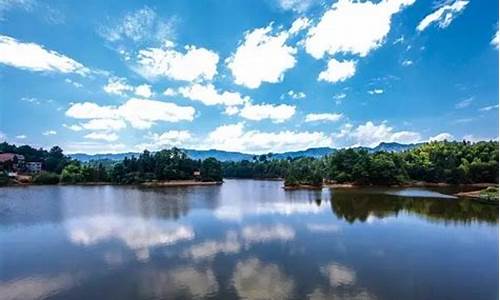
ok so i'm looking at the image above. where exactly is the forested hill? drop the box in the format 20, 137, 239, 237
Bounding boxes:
69, 142, 422, 162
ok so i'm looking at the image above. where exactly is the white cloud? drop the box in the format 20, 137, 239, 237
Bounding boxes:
402, 59, 413, 66
63, 142, 127, 154
455, 97, 473, 109
80, 119, 127, 131
318, 59, 356, 83
479, 104, 499, 112
84, 132, 119, 142
98, 6, 175, 44
226, 25, 296, 88
64, 78, 83, 88
348, 121, 421, 147
0, 35, 88, 75
239, 102, 295, 123
103, 77, 134, 96
277, 0, 316, 13
42, 130, 57, 136
134, 84, 153, 98
136, 41, 219, 82
205, 123, 332, 153
66, 98, 195, 129
287, 90, 306, 99
368, 88, 384, 95
305, 113, 343, 122
136, 130, 192, 151
492, 29, 499, 49
66, 102, 117, 119
417, 1, 469, 32
429, 132, 454, 141
15, 134, 27, 139
304, 0, 415, 59
224, 106, 240, 116
163, 87, 177, 96
289, 17, 311, 35
179, 83, 248, 106
333, 93, 347, 100
63, 124, 83, 131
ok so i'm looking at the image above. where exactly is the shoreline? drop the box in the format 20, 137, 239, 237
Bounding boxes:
1, 180, 223, 188
285, 181, 498, 190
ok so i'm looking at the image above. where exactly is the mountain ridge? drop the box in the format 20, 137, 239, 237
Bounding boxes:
69, 142, 423, 162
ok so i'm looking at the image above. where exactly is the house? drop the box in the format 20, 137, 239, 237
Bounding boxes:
26, 162, 42, 174
0, 153, 25, 172
193, 170, 201, 180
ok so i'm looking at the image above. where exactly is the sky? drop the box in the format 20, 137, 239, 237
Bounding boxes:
0, 0, 498, 154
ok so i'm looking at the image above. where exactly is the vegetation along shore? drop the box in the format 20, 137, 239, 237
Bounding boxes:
0, 140, 498, 203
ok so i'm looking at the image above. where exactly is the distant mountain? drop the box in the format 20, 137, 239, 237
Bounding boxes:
369, 142, 423, 153
69, 142, 420, 162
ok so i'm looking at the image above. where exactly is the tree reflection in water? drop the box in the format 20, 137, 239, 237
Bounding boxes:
329, 190, 498, 224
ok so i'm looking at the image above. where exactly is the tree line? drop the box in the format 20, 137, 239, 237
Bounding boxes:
1, 140, 498, 186
222, 141, 498, 186
0, 143, 223, 185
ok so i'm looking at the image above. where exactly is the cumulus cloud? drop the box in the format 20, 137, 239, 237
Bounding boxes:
136, 41, 219, 82
289, 17, 311, 35
335, 121, 422, 147
66, 98, 195, 129
417, 1, 469, 32
0, 35, 88, 75
318, 59, 356, 83
136, 130, 193, 151
103, 77, 134, 96
239, 102, 295, 123
305, 113, 343, 122
134, 84, 153, 98
98, 6, 175, 44
80, 118, 127, 131
429, 132, 454, 141
205, 123, 332, 153
304, 0, 415, 59
84, 132, 119, 142
226, 25, 297, 88
179, 83, 248, 106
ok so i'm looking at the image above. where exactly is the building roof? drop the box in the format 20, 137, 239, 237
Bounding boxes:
0, 153, 25, 162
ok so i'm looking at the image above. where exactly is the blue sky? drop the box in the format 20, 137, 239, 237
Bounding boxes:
0, 0, 498, 154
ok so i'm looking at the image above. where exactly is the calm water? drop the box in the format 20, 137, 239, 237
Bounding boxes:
0, 180, 498, 300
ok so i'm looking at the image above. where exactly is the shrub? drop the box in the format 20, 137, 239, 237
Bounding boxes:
33, 172, 60, 185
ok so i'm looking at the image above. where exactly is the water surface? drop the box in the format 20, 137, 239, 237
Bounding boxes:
0, 180, 498, 300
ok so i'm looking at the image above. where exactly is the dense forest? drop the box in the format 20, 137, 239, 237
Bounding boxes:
222, 141, 499, 186
0, 143, 223, 185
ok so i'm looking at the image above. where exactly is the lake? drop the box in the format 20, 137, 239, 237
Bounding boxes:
0, 180, 498, 300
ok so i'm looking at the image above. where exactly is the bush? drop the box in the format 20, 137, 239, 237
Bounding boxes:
33, 172, 60, 185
